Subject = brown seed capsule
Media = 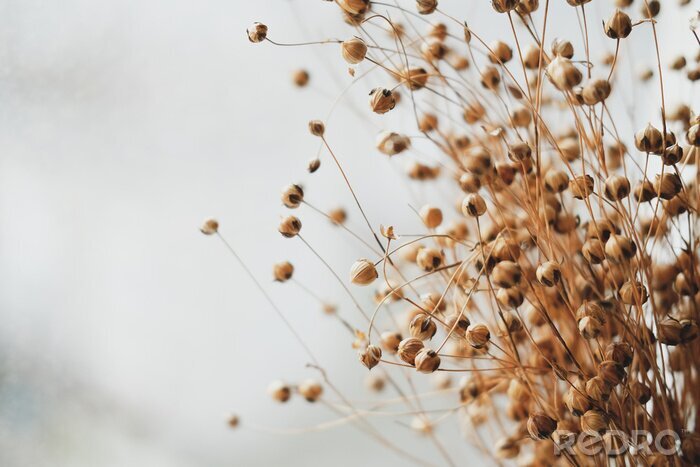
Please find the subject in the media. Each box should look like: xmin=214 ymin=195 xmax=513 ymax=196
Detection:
xmin=635 ymin=123 xmax=663 ymax=153
xmin=419 ymin=205 xmax=443 ymax=228
xmin=494 ymin=437 xmax=520 ymax=459
xmin=418 ymin=113 xmax=438 ymax=132
xmin=508 ymin=141 xmax=532 ymax=161
xmin=599 ymin=360 xmax=626 ymax=386
xmin=688 ymin=124 xmax=700 ymax=146
xmin=273 ymin=261 xmax=294 ymax=282
xmin=365 ymin=373 xmax=385 ymax=392
xmin=492 ymin=261 xmax=522 ymax=288
xmin=620 ymin=280 xmax=648 ymax=305
xmin=605 ymin=234 xmax=637 ymax=264
xmin=307 ymin=157 xmax=321 ymax=173
xmin=537 ymin=261 xmax=561 ymax=287
xmin=402 ymin=67 xmax=429 ymax=90
xmin=298 ymin=379 xmax=323 ymax=402
xmin=268 ymin=380 xmax=292 ymax=402
xmin=416 ymin=247 xmax=443 ymax=272
xmin=281 ymin=184 xmax=304 ymax=208
xmin=544 ymin=170 xmax=569 ymax=193
xmin=461 ymin=194 xmax=487 ymax=217
xmin=338 ymin=0 xmax=370 ymax=15
xmin=581 ymin=410 xmax=609 ymax=435
xmin=515 ymin=0 xmax=539 ymax=15
xmin=604 ymin=10 xmax=632 ymax=39
xmin=467 ymin=323 xmax=490 ymax=349
xmin=569 ymin=174 xmax=594 ymax=199
xmin=527 ymin=412 xmax=557 ymax=439
xmin=416 ymin=0 xmax=438 ymax=14
xmin=634 ymin=180 xmax=656 ymax=202
xmin=551 ymin=38 xmax=574 ymax=59
xmin=278 ymin=216 xmax=302 ymax=238
xmin=414 ymin=348 xmax=441 ymax=373
xmin=445 ymin=313 xmax=470 ymax=338
xmin=459 ymin=172 xmax=481 ymax=193
xmin=662 ymin=144 xmax=684 ymax=165
xmin=380 ymin=331 xmax=402 ymax=354
xmin=359 ymin=344 xmax=382 ymax=370
xmin=497 ymin=287 xmax=524 ymax=309
xmin=604 ymin=174 xmax=630 ymax=201
xmin=308 ymin=120 xmax=325 ymax=137
xmin=579 ymin=315 xmax=603 ymax=338
xmin=398 ymin=337 xmax=425 ymax=365
xmin=376 ymin=131 xmax=411 ymax=156
xmin=369 ymin=88 xmax=396 ymax=114
xmin=489 ymin=40 xmax=513 ymax=64
xmin=350 ymin=259 xmax=378 ymax=285
xmin=341 ymin=37 xmax=368 ymax=65
xmin=227 ymin=414 xmax=240 ymax=428
xmin=491 ymin=0 xmax=517 ymax=12
xmin=585 ymin=376 xmax=611 ymax=402
xmin=640 ymin=0 xmax=660 ymax=18
xmin=547 ymin=56 xmax=582 ymax=90
xmin=564 ymin=385 xmax=590 ymax=415
xmin=410 ymin=313 xmax=438 ymax=340
xmin=328 ymin=207 xmax=347 ymax=225
xmin=582 ymin=79 xmax=611 ymax=105
xmin=582 ymin=238 xmax=605 ymax=264
xmin=629 ymin=381 xmax=651 ymax=404
xmin=658 ymin=318 xmax=683 ymax=346
xmin=247 ymin=22 xmax=268 ymax=43
xmin=463 ymin=101 xmax=485 ymax=123
xmin=605 ymin=342 xmax=633 ymax=367
xmin=654 ymin=172 xmax=682 ymax=200
xmin=200 ymin=218 xmax=219 ymax=235
xmin=480 ymin=66 xmax=501 ymax=90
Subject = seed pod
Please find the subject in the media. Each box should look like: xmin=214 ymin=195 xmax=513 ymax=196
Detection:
xmin=273 ymin=261 xmax=294 ymax=282
xmin=604 ymin=10 xmax=632 ymax=39
xmin=551 ymin=38 xmax=574 ymax=59
xmin=338 ymin=0 xmax=370 ymax=15
xmin=688 ymin=124 xmax=700 ymax=146
xmin=445 ymin=313 xmax=470 ymax=338
xmin=365 ymin=373 xmax=385 ymax=392
xmin=228 ymin=414 xmax=240 ymax=428
xmin=278 ymin=216 xmax=302 ymax=238
xmin=569 ymin=174 xmax=594 ymax=199
xmin=516 ymin=0 xmax=539 ymax=14
xmin=420 ymin=40 xmax=447 ymax=61
xmin=281 ymin=184 xmax=304 ymax=208
xmin=467 ymin=323 xmax=490 ymax=349
xmin=581 ymin=410 xmax=608 ymax=435
xmin=582 ymin=238 xmax=605 ymax=264
xmin=605 ymin=234 xmax=637 ymax=263
xmin=358 ymin=344 xmax=382 ymax=369
xmin=564 ymin=385 xmax=590 ymax=415
xmin=398 ymin=337 xmax=425 ymax=365
xmin=544 ymin=170 xmax=569 ymax=193
xmin=292 ymin=69 xmax=310 ymax=87
xmin=547 ymin=56 xmax=582 ymax=90
xmin=489 ymin=40 xmax=513 ymax=64
xmin=462 ymin=193 xmax=487 ymax=217
xmin=498 ymin=310 xmax=523 ymax=334
xmin=350 ymin=259 xmax=378 ymax=285
xmin=582 ymin=79 xmax=611 ymax=105
xmin=414 ymin=348 xmax=441 ymax=373
xmin=491 ymin=0 xmax=517 ymax=13
xmin=492 ymin=261 xmax=522 ymax=288
xmin=247 ymin=22 xmax=268 ymax=43
xmin=497 ymin=287 xmax=524 ymax=309
xmin=566 ymin=0 xmax=591 ymax=6
xmin=605 ymin=342 xmax=633 ymax=367
xmin=619 ymin=280 xmax=648 ymax=305
xmin=579 ymin=315 xmax=603 ymax=338
xmin=480 ymin=65 xmax=501 ymax=90
xmin=681 ymin=319 xmax=699 ymax=344
xmin=298 ymin=379 xmax=323 ymax=402
xmin=341 ymin=37 xmax=367 ymax=64
xmin=654 ymin=172 xmax=682 ymax=200
xmin=380 ymin=331 xmax=402 ymax=354
xmin=463 ymin=101 xmax=485 ymax=123
xmin=635 ymin=123 xmax=663 ymax=153
xmin=200 ymin=218 xmax=219 ymax=235
xmin=416 ymin=0 xmax=438 ymax=14
xmin=640 ymin=0 xmax=660 ymax=18
xmin=604 ymin=175 xmax=630 ymax=201
xmin=459 ymin=173 xmax=481 ymax=193
xmin=376 ymin=131 xmax=411 ymax=156
xmin=308 ymin=120 xmax=325 ymax=137
xmin=511 ymin=107 xmax=531 ymax=127
xmin=634 ymin=180 xmax=656 ymax=202
xmin=494 ymin=437 xmax=520 ymax=459
xmin=585 ymin=376 xmax=611 ymax=402
xmin=662 ymin=144 xmax=684 ymax=165
xmin=508 ymin=141 xmax=532 ymax=161
xmin=268 ymin=380 xmax=292 ymax=402
xmin=410 ymin=313 xmax=438 ymax=340
xmin=658 ymin=318 xmax=682 ymax=346
xmin=418 ymin=113 xmax=438 ymax=132
xmin=416 ymin=247 xmax=443 ymax=272
xmin=527 ymin=413 xmax=557 ymax=439
xmin=629 ymin=381 xmax=651 ymax=404
xmin=369 ymin=88 xmax=396 ymax=114
xmin=536 ymin=261 xmax=561 ymax=287
xmin=675 ymin=273 xmax=698 ymax=296
xmin=420 ymin=205 xmax=443 ymax=228
xmin=402 ymin=67 xmax=429 ymax=90
xmin=599 ymin=360 xmax=626 ymax=386
xmin=307 ymin=157 xmax=321 ymax=173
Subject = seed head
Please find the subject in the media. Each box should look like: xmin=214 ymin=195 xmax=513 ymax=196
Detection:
xmin=547 ymin=56 xmax=582 ymax=91
xmin=462 ymin=193 xmax=487 ymax=217
xmin=247 ymin=22 xmax=268 ymax=43
xmin=551 ymin=38 xmax=574 ymax=59
xmin=292 ymin=69 xmax=309 ymax=87
xmin=416 ymin=247 xmax=444 ymax=271
xmin=410 ymin=313 xmax=438 ymax=340
xmin=416 ymin=0 xmax=438 ymax=15
xmin=489 ymin=40 xmax=513 ymax=64
xmin=273 ymin=261 xmax=294 ymax=282
xmin=569 ymin=174 xmax=594 ymax=199
xmin=604 ymin=10 xmax=632 ymax=39
xmin=369 ymin=88 xmax=396 ymax=114
xmin=298 ymin=379 xmax=323 ymax=402
xmin=338 ymin=0 xmax=370 ymax=15
xmin=635 ymin=123 xmax=663 ymax=153
xmin=605 ymin=234 xmax=637 ymax=263
xmin=341 ymin=37 xmax=367 ymax=64
xmin=527 ymin=412 xmax=557 ymax=439
xmin=419 ymin=205 xmax=443 ymax=228
xmin=580 ymin=410 xmax=609 ymax=435
xmin=278 ymin=216 xmax=302 ymax=238
xmin=308 ymin=120 xmax=325 ymax=137
xmin=491 ymin=0 xmax=517 ymax=13
xmin=492 ymin=261 xmax=522 ymax=288
xmin=281 ymin=184 xmax=304 ymax=208
xmin=515 ymin=0 xmax=539 ymax=15
xmin=380 ymin=331 xmax=402 ymax=354
xmin=398 ymin=337 xmax=425 ymax=365
xmin=200 ymin=218 xmax=219 ymax=235
xmin=307 ymin=157 xmax=321 ymax=173
xmin=536 ymin=261 xmax=561 ymax=287
xmin=598 ymin=360 xmax=626 ymax=386
xmin=581 ymin=79 xmax=611 ymax=105
xmin=445 ymin=313 xmax=470 ymax=338
xmin=604 ymin=174 xmax=630 ymax=201
xmin=227 ymin=414 xmax=240 ymax=428
xmin=544 ymin=170 xmax=569 ymax=193
xmin=268 ymin=380 xmax=292 ymax=402
xmin=350 ymin=259 xmax=378 ymax=285
xmin=358 ymin=344 xmax=382 ymax=370
xmin=414 ymin=348 xmax=441 ymax=373
xmin=467 ymin=323 xmax=490 ymax=349
xmin=585 ymin=376 xmax=611 ymax=402
xmin=654 ymin=172 xmax=682 ymax=200
xmin=376 ymin=131 xmax=410 ymax=155
xmin=630 ymin=381 xmax=651 ymax=404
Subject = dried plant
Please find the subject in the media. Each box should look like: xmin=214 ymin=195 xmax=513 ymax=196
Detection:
xmin=207 ymin=1 xmax=700 ymax=465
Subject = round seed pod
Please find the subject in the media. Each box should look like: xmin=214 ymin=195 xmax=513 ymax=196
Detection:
xmin=585 ymin=376 xmax=611 ymax=402
xmin=619 ymin=280 xmax=648 ymax=305
xmin=508 ymin=141 xmax=532 ymax=161
xmin=365 ymin=373 xmax=386 ymax=392
xmin=268 ymin=380 xmax=292 ymax=402
xmin=480 ymin=65 xmax=501 ymax=90
xmin=582 ymin=79 xmax=611 ymax=105
xmin=582 ymin=238 xmax=605 ymax=264
xmin=507 ymin=379 xmax=529 ymax=402
xmin=350 ymin=259 xmax=378 ymax=285
xmin=547 ymin=56 xmax=582 ymax=90
xmin=459 ymin=173 xmax=481 ymax=193
xmin=492 ymin=260 xmax=522 ymax=288
xmin=409 ymin=313 xmax=438 ymax=340
xmin=414 ymin=348 xmax=441 ymax=373
xmin=328 ymin=207 xmax=347 ymax=225
xmin=662 ymin=144 xmax=684 ymax=165
xmin=634 ymin=180 xmax=657 ymax=202
xmin=527 ymin=413 xmax=557 ymax=439
xmin=564 ymin=385 xmax=590 ymax=415
xmin=629 ymin=381 xmax=651 ymax=404
xmin=419 ymin=205 xmax=443 ymax=228
xmin=420 ymin=40 xmax=448 ymax=61
xmin=416 ymin=0 xmax=438 ymax=14
xmin=658 ymin=319 xmax=682 ymax=345
xmin=308 ymin=120 xmax=325 ymax=137
xmin=247 ymin=22 xmax=268 ymax=43
xmin=604 ymin=10 xmax=632 ymax=39
xmin=461 ymin=194 xmax=487 ymax=217
xmin=566 ymin=0 xmax=591 ymax=5
xmin=369 ymin=88 xmax=396 ymax=114
xmin=511 ymin=107 xmax=532 ymax=127
xmin=654 ymin=172 xmax=682 ymax=200
xmin=444 ymin=313 xmax=470 ymax=339
xmin=307 ymin=157 xmax=321 ymax=173
xmin=635 ymin=123 xmax=663 ymax=153
xmin=537 ymin=261 xmax=561 ymax=287
xmin=674 ymin=272 xmax=698 ymax=296
xmin=292 ymin=69 xmax=309 ymax=87
xmin=403 ymin=67 xmax=429 ymax=90
xmin=491 ymin=0 xmax=517 ymax=12
xmin=580 ymin=410 xmax=609 ymax=435
xmin=281 ymin=184 xmax=304 ymax=208
xmin=494 ymin=437 xmax=520 ymax=459
xmin=544 ymin=170 xmax=569 ymax=193
xmin=467 ymin=323 xmax=490 ymax=349
xmin=341 ymin=37 xmax=367 ymax=64
xmin=489 ymin=40 xmax=513 ymax=64
xmin=273 ymin=261 xmax=294 ymax=282
xmin=200 ymin=218 xmax=219 ymax=235
xmin=498 ymin=310 xmax=522 ymax=334
xmin=278 ymin=216 xmax=302 ymax=238
xmin=688 ymin=124 xmax=700 ymax=146
xmin=670 ymin=55 xmax=687 ymax=71
xmin=497 ymin=287 xmax=524 ymax=309
xmin=640 ymin=0 xmax=660 ymax=18
xmin=380 ymin=331 xmax=402 ymax=354
xmin=605 ymin=342 xmax=633 ymax=367
xmin=604 ymin=175 xmax=630 ymax=201
xmin=227 ymin=414 xmax=240 ymax=428
xmin=418 ymin=113 xmax=438 ymax=132
xmin=463 ymin=101 xmax=485 ymax=123
xmin=598 ymin=360 xmax=626 ymax=386
xmin=569 ymin=174 xmax=594 ymax=199
xmin=523 ymin=44 xmax=541 ymax=69
xmin=416 ymin=247 xmax=443 ymax=272
xmin=358 ymin=344 xmax=382 ymax=369
xmin=579 ymin=315 xmax=603 ymax=339
xmin=376 ymin=131 xmax=411 ymax=156
xmin=338 ymin=0 xmax=370 ymax=15
xmin=298 ymin=379 xmax=323 ymax=402
xmin=551 ymin=38 xmax=574 ymax=58
xmin=605 ymin=234 xmax=637 ymax=264
xmin=398 ymin=337 xmax=425 ymax=365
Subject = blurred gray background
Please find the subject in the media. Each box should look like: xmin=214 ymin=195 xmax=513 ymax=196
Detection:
xmin=0 ymin=0 xmax=695 ymax=465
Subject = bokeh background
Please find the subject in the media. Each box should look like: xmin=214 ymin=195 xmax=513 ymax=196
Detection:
xmin=0 ymin=1 xmax=696 ymax=465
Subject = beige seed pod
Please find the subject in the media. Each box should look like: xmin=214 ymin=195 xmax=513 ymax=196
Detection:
xmin=511 ymin=107 xmax=531 ymax=127
xmin=402 ymin=67 xmax=429 ymax=90
xmin=605 ymin=342 xmax=633 ymax=367
xmin=670 ymin=55 xmax=687 ymax=71
xmin=273 ymin=261 xmax=294 ymax=282
xmin=459 ymin=172 xmax=481 ymax=193
xmin=620 ymin=280 xmax=648 ymax=305
xmin=338 ymin=0 xmax=370 ymax=15
xmin=523 ymin=44 xmax=542 ymax=69
xmin=419 ymin=205 xmax=443 ymax=228
xmin=688 ymin=124 xmax=700 ymax=146
xmin=461 ymin=193 xmax=487 ymax=217
xmin=551 ymin=38 xmax=574 ymax=59
xmin=605 ymin=234 xmax=637 ymax=264
xmin=640 ymin=0 xmax=660 ymax=18
xmin=292 ymin=69 xmax=309 ymax=87
xmin=380 ymin=331 xmax=402 ymax=354
xmin=527 ymin=412 xmax=557 ymax=439
xmin=278 ymin=216 xmax=302 ymax=238
xmin=307 ymin=157 xmax=321 ymax=173
xmin=515 ymin=0 xmax=539 ymax=15
xmin=414 ymin=348 xmax=441 ymax=373
xmin=227 ymin=414 xmax=240 ymax=428
xmin=327 ymin=207 xmax=347 ymax=225
xmin=662 ymin=144 xmax=684 ymax=165
xmin=492 ymin=261 xmax=522 ymax=288
xmin=376 ymin=131 xmax=410 ymax=156
xmin=341 ymin=37 xmax=367 ymax=64
xmin=654 ymin=172 xmax=682 ymax=200
xmin=581 ymin=79 xmax=611 ymax=105
xmin=544 ymin=170 xmax=569 ymax=193
xmin=398 ymin=337 xmax=425 ymax=365
xmin=581 ymin=410 xmax=609 ymax=435
xmin=369 ymin=88 xmax=396 ymax=114
xmin=444 ymin=313 xmax=470 ymax=339
xmin=497 ymin=287 xmax=524 ymax=309
xmin=604 ymin=174 xmax=630 ymax=201
xmin=635 ymin=123 xmax=663 ymax=153
xmin=358 ymin=344 xmax=382 ymax=369
xmin=634 ymin=180 xmax=657 ymax=202
xmin=629 ymin=381 xmax=651 ymax=404
xmin=564 ymin=385 xmax=590 ymax=415
xmin=467 ymin=323 xmax=490 ymax=348
xmin=491 ymin=0 xmax=517 ymax=13
xmin=247 ymin=22 xmax=268 ymax=43
xmin=281 ymin=184 xmax=304 ymax=208
xmin=598 ymin=360 xmax=626 ymax=386
xmin=480 ymin=66 xmax=501 ymax=90
xmin=489 ymin=40 xmax=513 ymax=64
xmin=418 ymin=113 xmax=438 ymax=132
xmin=604 ymin=10 xmax=632 ymax=39
xmin=365 ymin=373 xmax=385 ymax=392
xmin=658 ymin=318 xmax=683 ymax=346
xmin=578 ymin=315 xmax=603 ymax=338
xmin=416 ymin=0 xmax=438 ymax=14
xmin=463 ymin=101 xmax=485 ymax=123
xmin=558 ymin=137 xmax=580 ymax=161
xmin=421 ymin=40 xmax=448 ymax=61
xmin=268 ymin=380 xmax=292 ymax=402
xmin=547 ymin=56 xmax=582 ymax=90
xmin=508 ymin=141 xmax=532 ymax=161
xmin=409 ymin=313 xmax=438 ymax=340
xmin=416 ymin=247 xmax=443 ymax=271
xmin=569 ymin=174 xmax=594 ymax=199
xmin=308 ymin=120 xmax=325 ymax=137
xmin=536 ymin=261 xmax=561 ymax=287
xmin=582 ymin=238 xmax=605 ymax=264
xmin=298 ymin=379 xmax=323 ymax=402
xmin=507 ymin=379 xmax=529 ymax=402
xmin=200 ymin=218 xmax=219 ymax=235
xmin=350 ymin=259 xmax=378 ymax=285
xmin=494 ymin=437 xmax=520 ymax=459
xmin=585 ymin=376 xmax=611 ymax=402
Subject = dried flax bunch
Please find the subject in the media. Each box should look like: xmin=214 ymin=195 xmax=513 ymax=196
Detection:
xmin=207 ymin=1 xmax=700 ymax=465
